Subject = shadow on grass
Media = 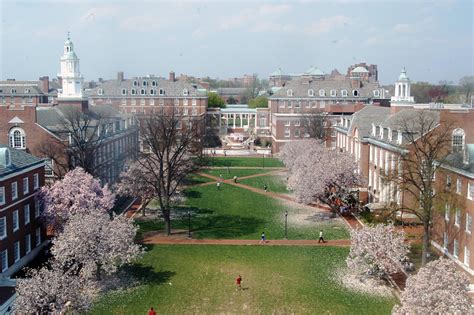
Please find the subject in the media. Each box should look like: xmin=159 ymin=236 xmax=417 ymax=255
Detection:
xmin=121 ymin=264 xmax=176 ymax=286
xmin=183 ymin=190 xmax=202 ymax=199
xmin=192 ymin=214 xmax=265 ymax=239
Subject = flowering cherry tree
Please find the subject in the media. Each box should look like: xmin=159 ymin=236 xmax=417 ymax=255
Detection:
xmin=393 ymin=258 xmax=471 ymax=314
xmin=346 ymin=224 xmax=409 ymax=279
xmin=51 ymin=210 xmax=143 ymax=280
xmin=40 ymin=167 xmax=115 ymax=229
xmin=14 ymin=262 xmax=98 ymax=314
xmin=279 ymin=139 xmax=363 ymax=211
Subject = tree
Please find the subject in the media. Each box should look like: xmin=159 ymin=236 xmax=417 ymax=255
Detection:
xmin=132 ymin=112 xmax=204 ymax=235
xmin=40 ymin=167 xmax=115 ymax=230
xmin=386 ymin=110 xmax=454 ymax=265
xmin=36 ymin=106 xmax=115 ymax=179
xmin=14 ymin=262 xmax=98 ymax=314
xmin=459 ymin=75 xmax=474 ymax=104
xmin=52 ymin=211 xmax=142 ymax=281
xmin=346 ymin=224 xmax=409 ymax=280
xmin=248 ymin=95 xmax=268 ymax=108
xmin=300 ymin=109 xmax=331 ymax=140
xmin=207 ymin=92 xmax=226 ymax=108
xmin=279 ymin=139 xmax=363 ymax=212
xmin=393 ymin=258 xmax=471 ymax=314
xmin=227 ymin=96 xmax=238 ymax=104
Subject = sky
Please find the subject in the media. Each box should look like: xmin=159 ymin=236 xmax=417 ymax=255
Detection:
xmin=0 ymin=0 xmax=472 ymax=85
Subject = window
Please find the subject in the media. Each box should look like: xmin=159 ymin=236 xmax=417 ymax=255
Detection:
xmin=174 ymin=98 xmax=179 ymax=105
xmin=284 ymin=128 xmax=290 ymax=138
xmin=131 ymin=99 xmax=136 ymax=106
xmin=341 ymin=90 xmax=348 ymax=97
xmin=466 ymin=213 xmax=472 ymax=233
xmin=452 ymin=128 xmax=465 ymax=153
xmin=284 ymin=120 xmax=291 ymax=126
xmin=152 ymin=80 xmax=157 ymax=87
xmin=353 ymin=90 xmax=359 ymax=97
xmin=35 ymin=198 xmax=40 ymax=218
xmin=319 ymin=89 xmax=325 ymax=97
xmin=45 ymin=159 xmax=54 ymax=177
xmin=183 ymin=89 xmax=188 ymax=96
xmin=140 ymin=89 xmax=146 ymax=95
xmin=443 ymin=232 xmax=448 ymax=250
xmin=379 ymin=126 xmax=384 ymax=139
xmin=140 ymin=98 xmax=145 ymax=106
xmin=121 ymin=99 xmax=127 ymax=106
xmin=133 ymin=80 xmax=138 ymax=87
xmin=446 ymin=175 xmax=452 ymax=189
xmin=192 ymin=98 xmax=197 ymax=106
xmin=305 ymin=101 xmax=311 ymax=108
xmin=14 ymin=241 xmax=20 ymax=262
xmin=23 ymin=177 xmax=29 ymax=194
xmin=25 ymin=234 xmax=31 ymax=254
xmin=454 ymin=239 xmax=459 ymax=258
xmin=11 ymin=182 xmax=18 ymax=200
xmin=287 ymin=89 xmax=293 ymax=97
xmin=183 ymin=108 xmax=188 ymax=116
xmin=0 ymin=217 xmax=6 ymax=239
xmin=24 ymin=204 xmax=30 ymax=225
xmin=397 ymin=131 xmax=403 ymax=144
xmin=9 ymin=127 xmax=26 ymax=149
xmin=445 ymin=204 xmax=450 ymax=221
xmin=464 ymin=246 xmax=470 ymax=267
xmin=1 ymin=250 xmax=7 ymax=272
xmin=0 ymin=187 xmax=4 ymax=205
xmin=288 ymin=101 xmax=293 ymax=108
xmin=455 ymin=208 xmax=461 ymax=227
xmin=150 ymin=89 xmax=156 ymax=96
xmin=33 ymin=174 xmax=39 ymax=190
xmin=131 ymin=88 xmax=137 ymax=95
xmin=183 ymin=98 xmax=188 ymax=106
xmin=308 ymin=89 xmax=314 ymax=97
xmin=35 ymin=227 xmax=41 ymax=246
xmin=192 ymin=108 xmax=197 ymax=116
xmin=11 ymin=88 xmax=16 ymax=94
xmin=468 ymin=183 xmax=473 ymax=200
xmin=295 ymin=129 xmax=301 ymax=137
xmin=13 ymin=210 xmax=19 ymax=231
xmin=142 ymin=81 xmax=148 ymax=86
xmin=98 ymin=89 xmax=103 ymax=95
xmin=456 ymin=178 xmax=462 ymax=194
xmin=150 ymin=99 xmax=155 ymax=106
xmin=320 ymin=100 xmax=325 ymax=108
xmin=121 ymin=89 xmax=127 ymax=96
xmin=373 ymin=90 xmax=380 ymax=97
xmin=159 ymin=89 xmax=164 ymax=95
xmin=295 ymin=120 xmax=301 ymax=127
xmin=295 ymin=101 xmax=301 ymax=108
xmin=159 ymin=98 xmax=164 ymax=105
xmin=330 ymin=89 xmax=337 ymax=97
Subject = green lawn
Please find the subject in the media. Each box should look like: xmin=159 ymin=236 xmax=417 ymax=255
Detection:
xmin=91 ymin=245 xmax=395 ymax=314
xmin=200 ymin=168 xmax=273 ymax=180
xmin=138 ymin=183 xmax=349 ymax=240
xmin=204 ymin=156 xmax=284 ymax=167
xmin=240 ymin=174 xmax=289 ymax=194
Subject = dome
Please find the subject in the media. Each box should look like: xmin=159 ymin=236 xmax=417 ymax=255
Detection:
xmin=351 ymin=66 xmax=369 ymax=73
xmin=304 ymin=66 xmax=325 ymax=76
xmin=398 ymin=68 xmax=409 ymax=81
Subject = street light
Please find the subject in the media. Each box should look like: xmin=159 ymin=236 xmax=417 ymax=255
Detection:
xmin=284 ymin=210 xmax=288 ymax=240
xmin=262 ymin=153 xmax=265 ymax=169
xmin=187 ymin=211 xmax=192 ymax=239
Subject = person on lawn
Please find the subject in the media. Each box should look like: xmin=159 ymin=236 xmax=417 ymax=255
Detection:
xmin=260 ymin=231 xmax=266 ymax=244
xmin=148 ymin=307 xmax=157 ymax=315
xmin=236 ymin=275 xmax=242 ymax=291
xmin=319 ymin=230 xmax=326 ymax=243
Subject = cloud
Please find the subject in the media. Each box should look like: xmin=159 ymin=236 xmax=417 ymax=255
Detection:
xmin=393 ymin=23 xmax=412 ymax=33
xmin=303 ymin=15 xmax=351 ymax=34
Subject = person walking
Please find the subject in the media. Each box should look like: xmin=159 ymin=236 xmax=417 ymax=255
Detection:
xmin=260 ymin=231 xmax=266 ymax=244
xmin=318 ymin=230 xmax=325 ymax=243
xmin=233 ymin=175 xmax=238 ymax=183
xmin=236 ymin=275 xmax=242 ymax=291
xmin=148 ymin=307 xmax=157 ymax=315
xmin=263 ymin=184 xmax=268 ymax=192
xmin=217 ymin=181 xmax=221 ymax=190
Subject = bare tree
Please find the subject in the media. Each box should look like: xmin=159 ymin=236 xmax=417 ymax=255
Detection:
xmin=459 ymin=76 xmax=474 ymax=104
xmin=37 ymin=107 xmax=116 ymax=179
xmin=134 ymin=111 xmax=205 ymax=235
xmin=300 ymin=109 xmax=331 ymax=141
xmin=386 ymin=110 xmax=454 ymax=265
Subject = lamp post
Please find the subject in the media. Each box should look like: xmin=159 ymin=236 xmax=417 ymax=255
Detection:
xmin=187 ymin=211 xmax=191 ymax=239
xmin=284 ymin=210 xmax=288 ymax=240
xmin=262 ymin=153 xmax=265 ymax=169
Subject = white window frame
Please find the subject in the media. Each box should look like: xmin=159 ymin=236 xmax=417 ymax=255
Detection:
xmin=353 ymin=90 xmax=359 ymax=97
xmin=373 ymin=90 xmax=380 ymax=97
xmin=98 ymin=88 xmax=103 ymax=96
xmin=23 ymin=177 xmax=29 ymax=194
xmin=25 ymin=234 xmax=31 ymax=254
xmin=295 ymin=120 xmax=301 ymax=127
xmin=9 ymin=127 xmax=26 ymax=149
xmin=464 ymin=246 xmax=470 ymax=267
xmin=287 ymin=89 xmax=293 ymax=97
xmin=455 ymin=208 xmax=461 ymax=227
xmin=183 ymin=89 xmax=188 ymax=96
xmin=468 ymin=183 xmax=473 ymax=200
xmin=33 ymin=174 xmax=39 ymax=190
xmin=159 ymin=89 xmax=164 ymax=96
xmin=456 ymin=178 xmax=462 ymax=194
xmin=14 ymin=241 xmax=20 ymax=262
xmin=13 ymin=210 xmax=19 ymax=231
xmin=35 ymin=198 xmax=40 ymax=218
xmin=330 ymin=89 xmax=337 ymax=97
xmin=131 ymin=88 xmax=136 ymax=95
xmin=308 ymin=89 xmax=314 ymax=97
xmin=1 ymin=250 xmax=7 ymax=272
xmin=11 ymin=182 xmax=18 ymax=200
xmin=454 ymin=239 xmax=459 ymax=258
xmin=192 ymin=98 xmax=197 ymax=106
xmin=0 ymin=187 xmax=4 ymax=205
xmin=35 ymin=227 xmax=41 ymax=246
xmin=121 ymin=89 xmax=127 ymax=96
xmin=284 ymin=120 xmax=291 ymax=126
xmin=341 ymin=90 xmax=348 ymax=97
xmin=445 ymin=204 xmax=450 ymax=221
xmin=319 ymin=89 xmax=325 ymax=97
xmin=284 ymin=128 xmax=290 ymax=138
xmin=24 ymin=204 xmax=30 ymax=225
xmin=466 ymin=213 xmax=472 ymax=234
xmin=0 ymin=217 xmax=6 ymax=240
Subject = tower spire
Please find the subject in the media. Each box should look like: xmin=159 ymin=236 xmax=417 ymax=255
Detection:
xmin=67 ymin=31 xmax=70 ymax=40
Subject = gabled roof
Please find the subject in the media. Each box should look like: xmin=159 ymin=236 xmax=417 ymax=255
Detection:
xmin=347 ymin=106 xmax=391 ymax=137
xmin=304 ymin=66 xmax=325 ymax=76
xmin=0 ymin=144 xmax=44 ymax=177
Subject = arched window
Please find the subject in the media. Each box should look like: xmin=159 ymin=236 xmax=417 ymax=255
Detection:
xmin=183 ymin=89 xmax=188 ymax=96
xmin=9 ymin=128 xmax=26 ymax=149
xmin=341 ymin=90 xmax=348 ymax=97
xmin=287 ymin=89 xmax=293 ymax=97
xmin=452 ymin=128 xmax=465 ymax=153
xmin=308 ymin=89 xmax=314 ymax=97
xmin=353 ymin=90 xmax=359 ymax=97
xmin=319 ymin=89 xmax=325 ymax=97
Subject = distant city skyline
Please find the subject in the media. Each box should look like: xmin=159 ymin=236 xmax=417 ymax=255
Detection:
xmin=0 ymin=0 xmax=472 ymax=85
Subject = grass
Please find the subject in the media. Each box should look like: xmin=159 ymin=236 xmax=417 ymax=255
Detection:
xmin=240 ymin=174 xmax=289 ymax=194
xmin=138 ymin=183 xmax=349 ymax=240
xmin=203 ymin=156 xmax=284 ymax=168
xmin=91 ymin=245 xmax=395 ymax=315
xmin=200 ymin=168 xmax=273 ymax=180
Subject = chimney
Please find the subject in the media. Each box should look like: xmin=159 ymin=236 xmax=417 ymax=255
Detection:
xmin=0 ymin=147 xmax=11 ymax=167
xmin=39 ymin=76 xmax=50 ymax=93
xmin=117 ymin=71 xmax=124 ymax=82
xmin=169 ymin=71 xmax=175 ymax=82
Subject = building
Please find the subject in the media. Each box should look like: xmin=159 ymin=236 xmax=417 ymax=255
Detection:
xmin=0 ymin=146 xmax=47 ymax=313
xmin=0 ymin=36 xmax=139 ymax=185
xmin=87 ymin=71 xmax=208 ymax=118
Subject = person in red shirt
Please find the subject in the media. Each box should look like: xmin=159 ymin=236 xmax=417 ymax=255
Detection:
xmin=236 ymin=275 xmax=242 ymax=291
xmin=148 ymin=307 xmax=157 ymax=315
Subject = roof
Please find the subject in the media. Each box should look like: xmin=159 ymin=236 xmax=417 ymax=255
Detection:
xmin=87 ymin=77 xmax=207 ymax=98
xmin=304 ymin=66 xmax=325 ymax=76
xmin=398 ymin=68 xmax=409 ymax=82
xmin=270 ymin=79 xmax=382 ymax=99
xmin=270 ymin=68 xmax=282 ymax=76
xmin=216 ymin=88 xmax=247 ymax=96
xmin=347 ymin=106 xmax=391 ymax=137
xmin=443 ymin=144 xmax=474 ymax=174
xmin=0 ymin=144 xmax=44 ymax=177
xmin=351 ymin=66 xmax=369 ymax=73
xmin=0 ymin=81 xmax=44 ymax=96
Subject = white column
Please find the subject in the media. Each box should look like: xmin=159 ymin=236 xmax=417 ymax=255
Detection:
xmin=233 ymin=114 xmax=236 ymax=128
xmin=240 ymin=114 xmax=243 ymax=127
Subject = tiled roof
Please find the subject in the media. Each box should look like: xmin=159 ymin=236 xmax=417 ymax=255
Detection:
xmin=86 ymin=77 xmax=207 ymax=98
xmin=0 ymin=144 xmax=44 ymax=177
xmin=443 ymin=144 xmax=474 ymax=174
xmin=0 ymin=81 xmax=44 ymax=96
xmin=347 ymin=106 xmax=391 ymax=138
xmin=270 ymin=79 xmax=382 ymax=99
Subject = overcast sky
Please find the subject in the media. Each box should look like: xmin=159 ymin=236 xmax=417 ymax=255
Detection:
xmin=0 ymin=0 xmax=472 ymax=85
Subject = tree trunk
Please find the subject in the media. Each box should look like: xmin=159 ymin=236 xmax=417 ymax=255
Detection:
xmin=421 ymin=223 xmax=430 ymax=266
xmin=163 ymin=209 xmax=171 ymax=236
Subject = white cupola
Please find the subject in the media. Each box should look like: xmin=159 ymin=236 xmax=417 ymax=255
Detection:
xmin=58 ymin=32 xmax=84 ymax=100
xmin=391 ymin=67 xmax=414 ymax=105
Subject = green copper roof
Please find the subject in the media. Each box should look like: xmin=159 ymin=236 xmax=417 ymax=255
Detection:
xmin=351 ymin=66 xmax=369 ymax=73
xmin=304 ymin=66 xmax=325 ymax=76
xmin=398 ymin=68 xmax=409 ymax=81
